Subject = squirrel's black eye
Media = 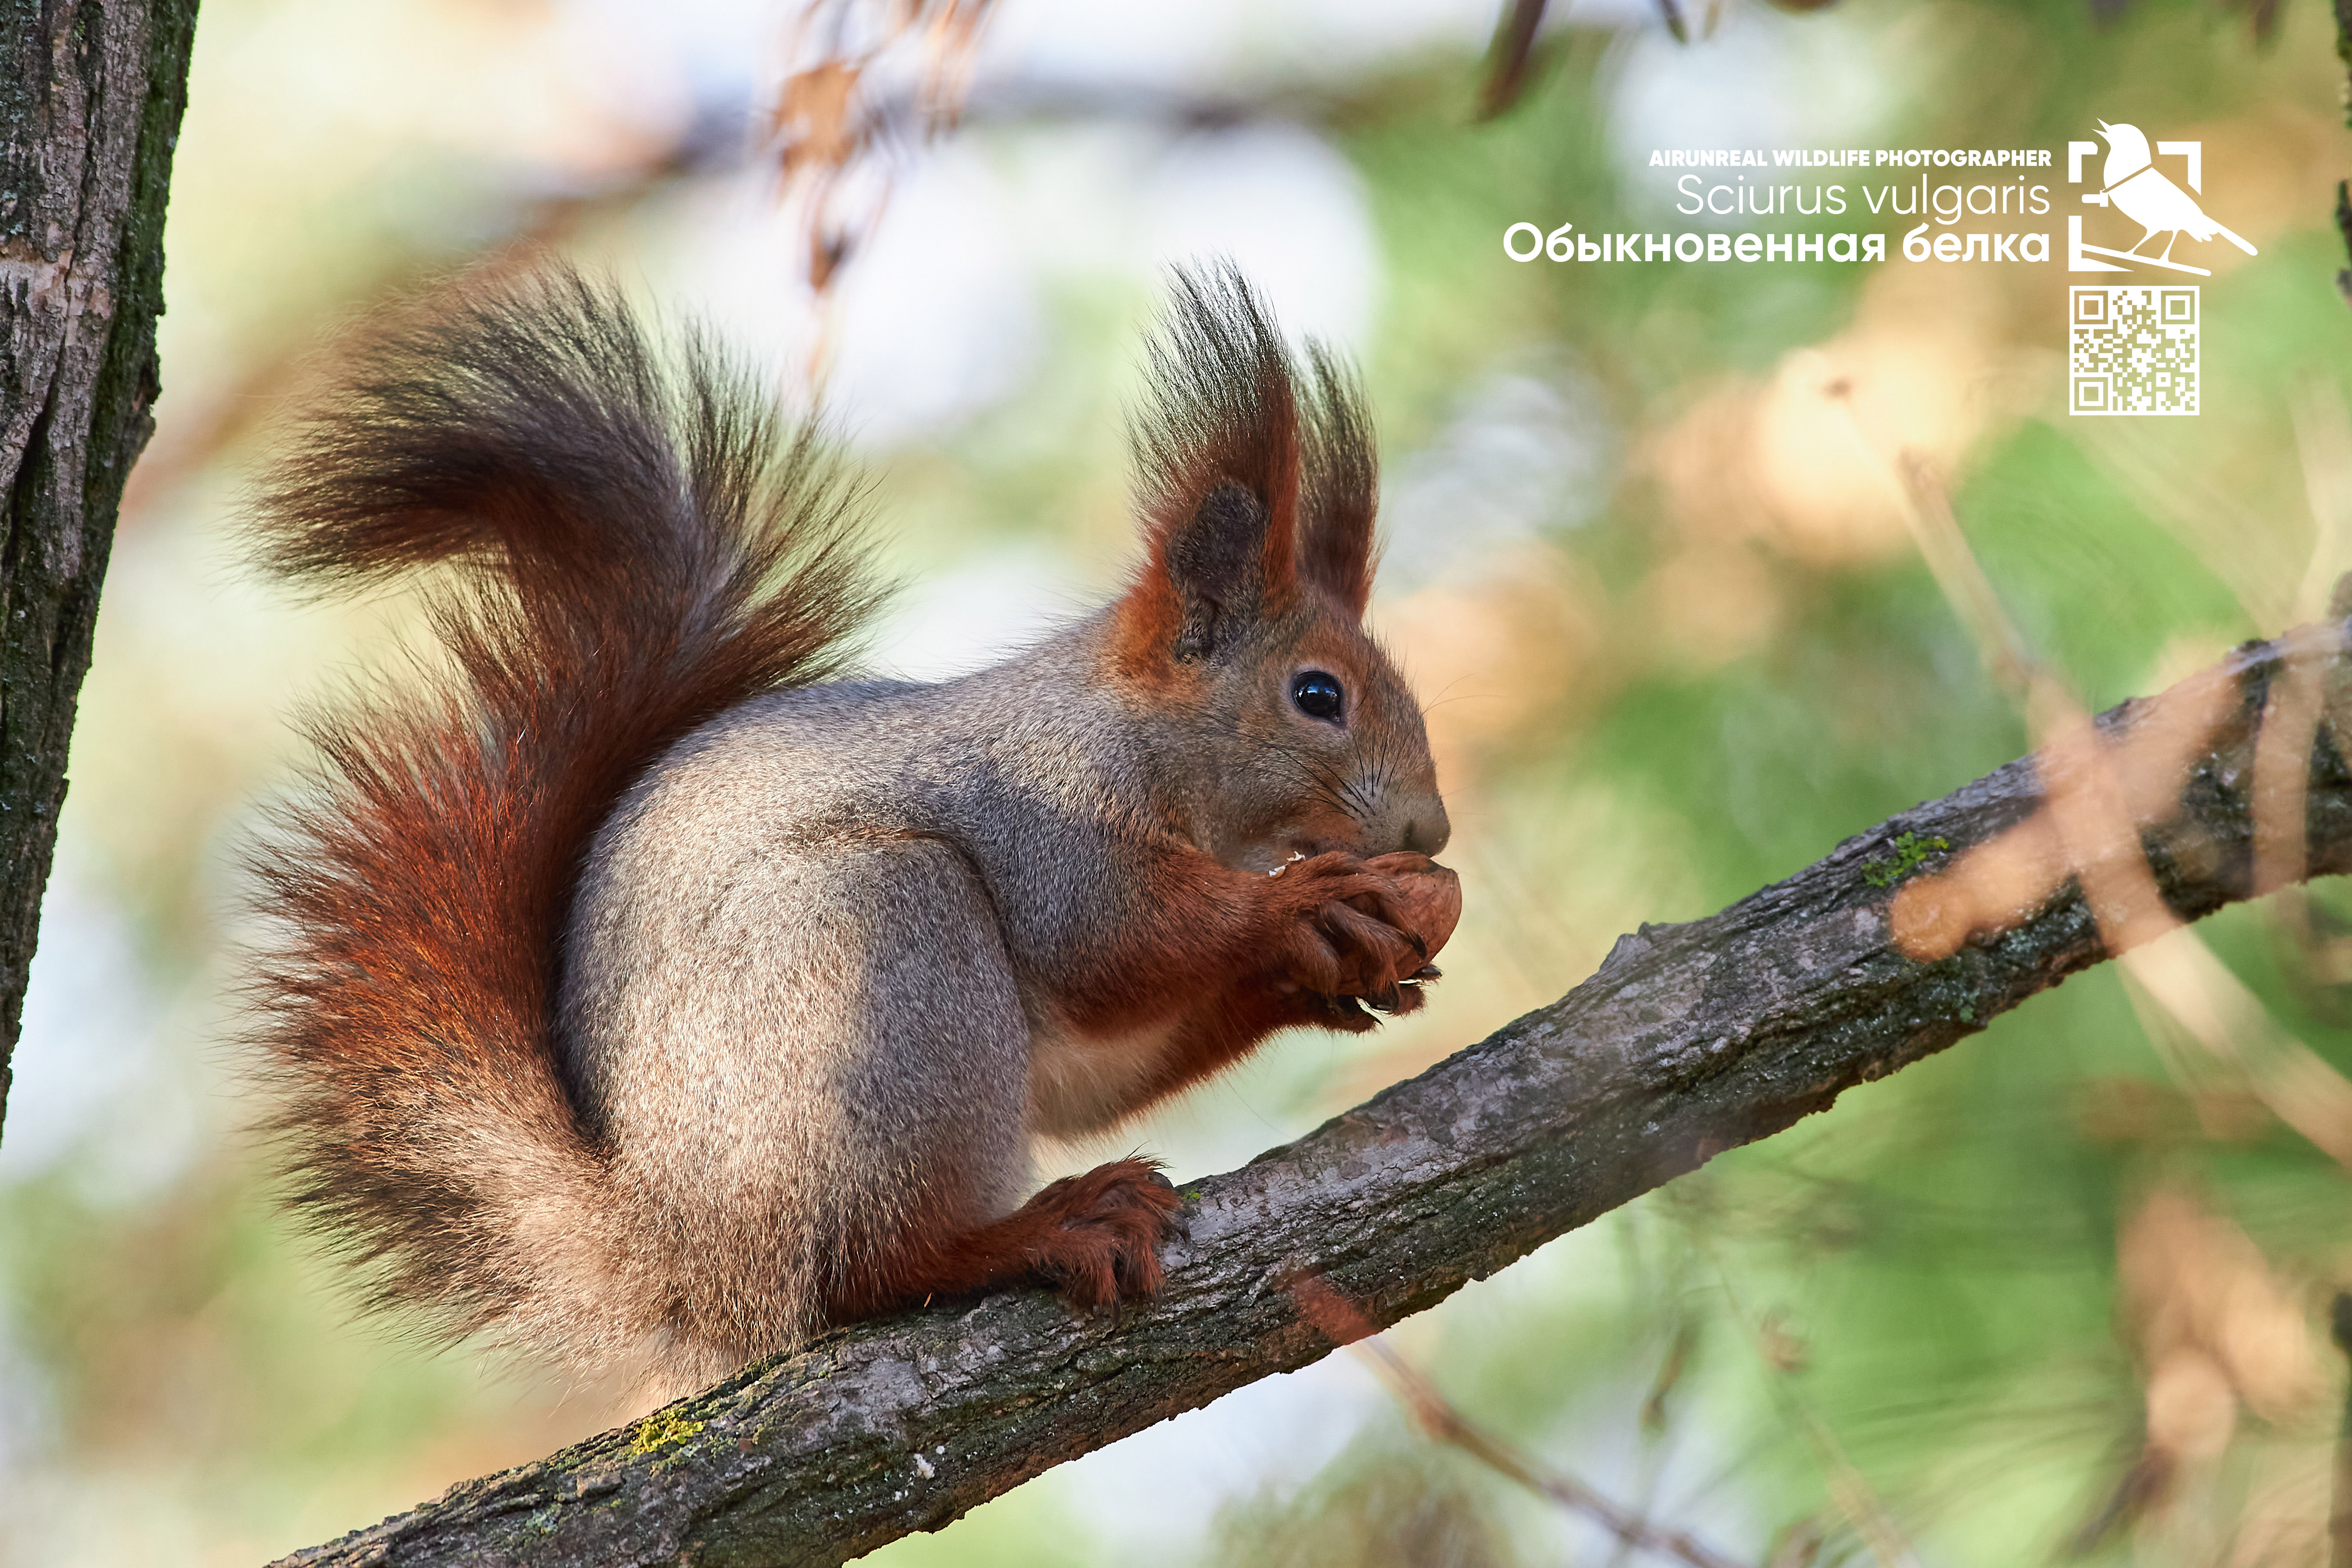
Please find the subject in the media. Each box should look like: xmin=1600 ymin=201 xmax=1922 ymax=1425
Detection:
xmin=1291 ymin=671 xmax=1345 ymax=723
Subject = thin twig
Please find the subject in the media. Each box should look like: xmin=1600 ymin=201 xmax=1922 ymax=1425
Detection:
xmin=1480 ymin=0 xmax=1550 ymax=119
xmin=1293 ymin=1276 xmax=1752 ymax=1568
xmin=2331 ymin=1291 xmax=2352 ymax=1568
xmin=1832 ymin=377 xmax=2352 ymax=1171
xmin=1701 ymin=1251 xmax=1921 ymax=1568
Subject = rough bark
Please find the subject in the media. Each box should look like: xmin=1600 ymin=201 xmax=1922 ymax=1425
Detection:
xmin=274 ymin=623 xmax=2352 ymax=1568
xmin=0 ymin=0 xmax=198 ymax=1135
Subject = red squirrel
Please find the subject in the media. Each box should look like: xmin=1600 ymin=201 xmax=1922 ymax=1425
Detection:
xmin=247 ymin=263 xmax=1459 ymax=1401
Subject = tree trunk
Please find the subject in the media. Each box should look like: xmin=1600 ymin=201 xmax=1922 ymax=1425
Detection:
xmin=0 ymin=0 xmax=199 ymax=1136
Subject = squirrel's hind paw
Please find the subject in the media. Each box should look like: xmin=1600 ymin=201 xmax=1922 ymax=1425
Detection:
xmin=1018 ymin=1157 xmax=1186 ymax=1313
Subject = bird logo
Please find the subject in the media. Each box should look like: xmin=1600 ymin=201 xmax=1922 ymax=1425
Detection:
xmin=2073 ymin=121 xmax=2255 ymax=275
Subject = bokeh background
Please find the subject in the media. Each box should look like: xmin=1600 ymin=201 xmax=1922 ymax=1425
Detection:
xmin=4 ymin=0 xmax=2351 ymax=1562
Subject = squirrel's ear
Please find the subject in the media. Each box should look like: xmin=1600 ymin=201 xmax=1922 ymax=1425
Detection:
xmin=1115 ymin=265 xmax=1305 ymax=670
xmin=1295 ymin=341 xmax=1377 ymax=621
xmin=1161 ymin=481 xmax=1274 ymax=661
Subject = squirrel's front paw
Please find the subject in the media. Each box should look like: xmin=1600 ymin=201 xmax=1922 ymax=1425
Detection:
xmin=1015 ymin=1158 xmax=1184 ymax=1312
xmin=1265 ymin=851 xmax=1460 ymax=1014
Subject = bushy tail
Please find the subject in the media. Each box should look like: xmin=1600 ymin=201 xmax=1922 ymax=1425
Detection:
xmin=246 ymin=270 xmax=882 ymax=1366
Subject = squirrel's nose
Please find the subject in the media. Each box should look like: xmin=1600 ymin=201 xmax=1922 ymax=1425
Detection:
xmin=1400 ymin=798 xmax=1452 ymax=857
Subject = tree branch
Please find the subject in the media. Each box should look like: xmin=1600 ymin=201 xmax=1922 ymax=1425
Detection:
xmin=281 ymin=624 xmax=2352 ymax=1565
xmin=0 ymin=0 xmax=198 ymax=1136
xmin=272 ymin=619 xmax=2352 ymax=1567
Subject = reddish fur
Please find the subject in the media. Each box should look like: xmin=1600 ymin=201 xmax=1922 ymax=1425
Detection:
xmin=250 ymin=265 xmax=1435 ymax=1366
xmin=817 ymin=852 xmax=1425 ymax=1322
xmin=248 ymin=273 xmax=882 ymax=1340
xmin=1296 ymin=340 xmax=1380 ymax=618
xmin=1012 ymin=827 xmax=1448 ymax=1120
xmin=1111 ymin=267 xmax=1380 ymax=679
xmin=1081 ymin=850 xmax=1452 ymax=1108
xmin=833 ymin=1160 xmax=1184 ymax=1320
xmin=1052 ymin=273 xmax=1447 ymax=1152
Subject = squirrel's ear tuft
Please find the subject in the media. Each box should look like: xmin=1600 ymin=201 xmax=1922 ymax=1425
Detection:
xmin=1296 ymin=340 xmax=1377 ymax=620
xmin=1117 ymin=264 xmax=1303 ymax=667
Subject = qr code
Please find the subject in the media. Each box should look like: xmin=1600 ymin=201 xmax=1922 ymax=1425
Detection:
xmin=2070 ymin=286 xmax=2198 ymax=416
